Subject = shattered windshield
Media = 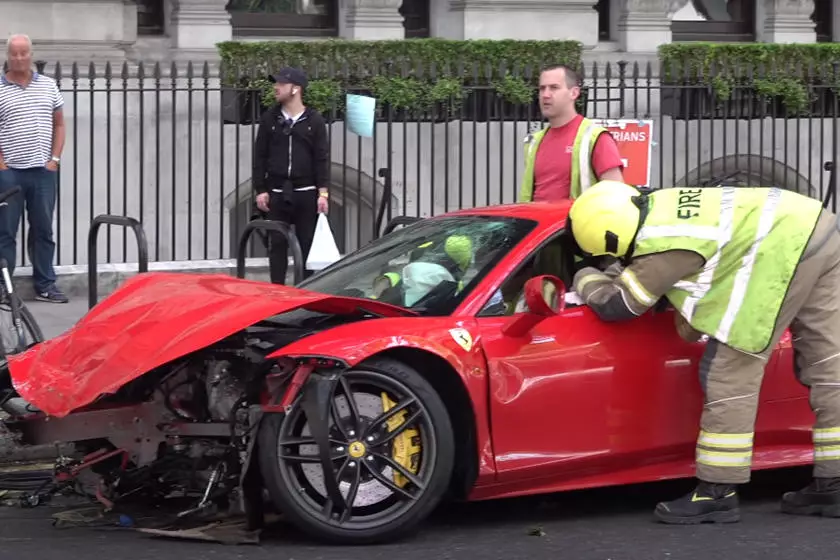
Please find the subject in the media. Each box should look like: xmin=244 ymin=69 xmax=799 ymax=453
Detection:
xmin=297 ymin=215 xmax=537 ymax=316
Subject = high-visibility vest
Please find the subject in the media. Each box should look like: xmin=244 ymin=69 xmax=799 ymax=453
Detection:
xmin=631 ymin=186 xmax=823 ymax=354
xmin=519 ymin=118 xmax=608 ymax=202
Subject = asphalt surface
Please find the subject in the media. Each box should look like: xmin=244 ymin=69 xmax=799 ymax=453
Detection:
xmin=0 ymin=468 xmax=837 ymax=560
xmin=2 ymin=299 xmax=838 ymax=560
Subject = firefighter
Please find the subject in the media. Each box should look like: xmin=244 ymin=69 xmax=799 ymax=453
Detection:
xmin=567 ymin=180 xmax=840 ymax=524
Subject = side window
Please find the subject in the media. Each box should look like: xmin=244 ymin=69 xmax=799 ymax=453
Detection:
xmin=478 ymin=231 xmax=575 ymax=317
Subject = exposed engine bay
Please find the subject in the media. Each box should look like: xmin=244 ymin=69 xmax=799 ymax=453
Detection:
xmin=0 ymin=308 xmax=367 ymax=520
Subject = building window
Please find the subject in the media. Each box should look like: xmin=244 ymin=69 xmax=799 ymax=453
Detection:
xmin=137 ymin=0 xmax=166 ymax=35
xmin=814 ymin=0 xmax=832 ymax=42
xmin=401 ymin=0 xmax=429 ymax=38
xmin=596 ymin=0 xmax=610 ymax=40
xmin=227 ymin=0 xmax=338 ymax=37
xmin=671 ymin=0 xmax=755 ymax=42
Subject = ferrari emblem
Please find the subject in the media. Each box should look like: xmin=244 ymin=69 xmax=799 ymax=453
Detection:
xmin=348 ymin=441 xmax=366 ymax=458
xmin=449 ymin=328 xmax=473 ymax=352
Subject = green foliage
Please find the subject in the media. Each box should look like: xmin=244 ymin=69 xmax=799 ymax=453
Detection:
xmin=216 ymin=38 xmax=584 ymax=114
xmin=658 ymin=43 xmax=840 ymax=116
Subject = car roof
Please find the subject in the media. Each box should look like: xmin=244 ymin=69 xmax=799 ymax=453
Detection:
xmin=432 ymin=200 xmax=572 ymax=229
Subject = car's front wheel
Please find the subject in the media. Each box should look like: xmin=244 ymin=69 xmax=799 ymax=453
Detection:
xmin=258 ymin=356 xmax=455 ymax=544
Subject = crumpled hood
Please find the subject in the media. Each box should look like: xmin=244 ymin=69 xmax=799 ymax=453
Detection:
xmin=8 ymin=272 xmax=413 ymax=418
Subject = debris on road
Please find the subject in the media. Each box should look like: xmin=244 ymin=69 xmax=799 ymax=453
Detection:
xmin=1 ymin=455 xmax=279 ymax=545
xmin=137 ymin=517 xmax=266 ymax=545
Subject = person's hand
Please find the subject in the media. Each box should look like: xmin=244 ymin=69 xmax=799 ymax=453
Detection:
xmin=317 ymin=192 xmax=329 ymax=214
xmin=45 ymin=160 xmax=58 ymax=172
xmin=256 ymin=192 xmax=270 ymax=213
xmin=0 ymin=161 xmax=7 ymax=171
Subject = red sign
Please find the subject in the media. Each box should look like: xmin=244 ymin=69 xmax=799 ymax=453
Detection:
xmin=594 ymin=119 xmax=654 ymax=187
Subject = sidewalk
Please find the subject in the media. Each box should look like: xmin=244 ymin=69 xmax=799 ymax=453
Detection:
xmin=27 ymin=299 xmax=91 ymax=339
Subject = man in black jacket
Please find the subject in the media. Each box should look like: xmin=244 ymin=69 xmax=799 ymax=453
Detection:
xmin=252 ymin=67 xmax=330 ymax=284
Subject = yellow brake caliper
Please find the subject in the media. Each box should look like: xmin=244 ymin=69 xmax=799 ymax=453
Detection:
xmin=380 ymin=392 xmax=421 ymax=488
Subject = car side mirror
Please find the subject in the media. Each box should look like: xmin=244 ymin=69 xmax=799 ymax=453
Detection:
xmin=502 ymin=275 xmax=566 ymax=337
xmin=524 ymin=274 xmax=566 ymax=316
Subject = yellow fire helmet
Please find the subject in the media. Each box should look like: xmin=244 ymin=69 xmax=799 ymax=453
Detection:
xmin=568 ymin=180 xmax=643 ymax=258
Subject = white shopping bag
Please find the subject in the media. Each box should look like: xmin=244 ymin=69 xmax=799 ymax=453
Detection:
xmin=306 ymin=213 xmax=341 ymax=271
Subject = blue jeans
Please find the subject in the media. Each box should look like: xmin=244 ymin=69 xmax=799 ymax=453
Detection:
xmin=0 ymin=167 xmax=57 ymax=292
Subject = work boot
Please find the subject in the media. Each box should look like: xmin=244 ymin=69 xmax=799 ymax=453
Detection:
xmin=653 ymin=480 xmax=740 ymax=524
xmin=781 ymin=477 xmax=840 ymax=518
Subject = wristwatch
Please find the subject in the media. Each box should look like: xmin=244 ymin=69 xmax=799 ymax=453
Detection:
xmin=50 ymin=156 xmax=60 ymax=164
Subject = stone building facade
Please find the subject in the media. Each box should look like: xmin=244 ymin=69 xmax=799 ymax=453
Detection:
xmin=0 ymin=1 xmax=835 ymax=64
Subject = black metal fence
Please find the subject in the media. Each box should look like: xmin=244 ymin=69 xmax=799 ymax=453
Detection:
xmin=12 ymin=60 xmax=839 ymax=269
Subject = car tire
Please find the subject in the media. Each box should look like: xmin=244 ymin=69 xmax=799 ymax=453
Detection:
xmin=257 ymin=355 xmax=456 ymax=545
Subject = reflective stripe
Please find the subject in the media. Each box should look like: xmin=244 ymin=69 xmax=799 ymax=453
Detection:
xmin=682 ymin=186 xmax=736 ymax=321
xmin=635 ymin=225 xmax=720 ymax=243
xmin=575 ymin=273 xmax=604 ymax=294
xmin=814 ymin=427 xmax=840 ymax=442
xmin=639 ymin=187 xmax=737 ymax=322
xmin=815 ymin=445 xmax=840 ymax=460
xmin=696 ymin=450 xmax=752 ymax=467
xmin=715 ymin=188 xmax=782 ymax=342
xmin=518 ymin=129 xmax=547 ymax=202
xmin=577 ymin=120 xmax=599 ymax=193
xmin=619 ymin=269 xmax=656 ymax=306
xmin=698 ymin=430 xmax=754 ymax=449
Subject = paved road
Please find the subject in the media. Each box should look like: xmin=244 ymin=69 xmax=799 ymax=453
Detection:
xmin=8 ymin=299 xmax=840 ymax=560
xmin=0 ymin=467 xmax=837 ymax=560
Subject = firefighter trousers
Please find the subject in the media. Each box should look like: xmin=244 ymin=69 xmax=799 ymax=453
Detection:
xmin=696 ymin=209 xmax=840 ymax=484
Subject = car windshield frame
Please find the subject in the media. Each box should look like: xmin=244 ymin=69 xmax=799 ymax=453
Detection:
xmin=296 ymin=214 xmax=539 ymax=317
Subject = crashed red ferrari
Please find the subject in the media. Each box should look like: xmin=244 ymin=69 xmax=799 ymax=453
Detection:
xmin=0 ymin=200 xmax=816 ymax=544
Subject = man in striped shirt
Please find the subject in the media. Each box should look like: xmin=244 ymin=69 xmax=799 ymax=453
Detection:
xmin=0 ymin=34 xmax=67 ymax=303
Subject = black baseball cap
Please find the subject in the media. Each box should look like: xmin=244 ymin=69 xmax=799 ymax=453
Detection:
xmin=269 ymin=67 xmax=308 ymax=89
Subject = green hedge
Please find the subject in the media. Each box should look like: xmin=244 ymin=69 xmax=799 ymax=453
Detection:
xmin=658 ymin=43 xmax=840 ymax=116
xmin=216 ymin=38 xmax=583 ymax=115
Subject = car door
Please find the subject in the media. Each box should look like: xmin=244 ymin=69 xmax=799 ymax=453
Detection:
xmin=475 ymin=286 xmax=708 ymax=486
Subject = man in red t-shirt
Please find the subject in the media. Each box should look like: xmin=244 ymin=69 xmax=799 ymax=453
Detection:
xmin=520 ymin=65 xmax=625 ymax=203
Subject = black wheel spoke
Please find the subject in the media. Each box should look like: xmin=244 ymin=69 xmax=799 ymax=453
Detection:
xmin=361 ymin=458 xmax=420 ymax=501
xmin=372 ymin=408 xmax=424 ymax=446
xmin=321 ymin=497 xmax=336 ymax=519
xmin=279 ymin=451 xmax=345 ymax=464
xmin=339 ymin=463 xmax=362 ymax=524
xmin=329 ymin=398 xmax=351 ymax=440
xmin=373 ymin=452 xmax=426 ymax=491
xmin=279 ymin=436 xmax=345 ymax=446
xmin=279 ymin=436 xmax=316 ymax=446
xmin=339 ymin=376 xmax=362 ymax=427
xmin=319 ymin=457 xmax=351 ymax=521
xmin=364 ymin=397 xmax=417 ymax=437
xmin=335 ymin=456 xmax=352 ymax=481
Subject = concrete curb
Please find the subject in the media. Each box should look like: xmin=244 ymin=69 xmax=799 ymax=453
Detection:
xmin=10 ymin=257 xmax=286 ymax=301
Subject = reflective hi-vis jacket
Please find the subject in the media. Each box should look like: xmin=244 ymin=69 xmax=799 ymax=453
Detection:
xmin=519 ymin=118 xmax=608 ymax=202
xmin=633 ymin=186 xmax=823 ymax=354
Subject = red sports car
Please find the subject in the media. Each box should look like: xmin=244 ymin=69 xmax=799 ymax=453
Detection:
xmin=0 ymin=200 xmax=814 ymax=545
